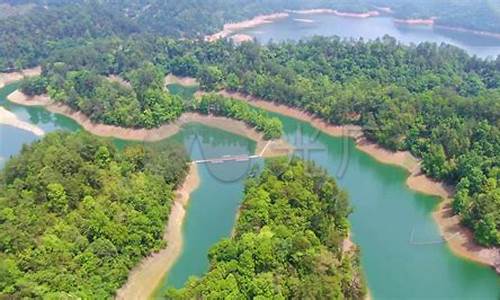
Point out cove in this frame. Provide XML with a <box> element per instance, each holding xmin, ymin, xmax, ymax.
<box><xmin>0</xmin><ymin>83</ymin><xmax>264</xmax><ymax>297</ymax></box>
<box><xmin>269</xmin><ymin>112</ymin><xmax>499</xmax><ymax>299</ymax></box>
<box><xmin>1</xmin><ymin>83</ymin><xmax>499</xmax><ymax>299</ymax></box>
<box><xmin>238</xmin><ymin>13</ymin><xmax>500</xmax><ymax>58</ymax></box>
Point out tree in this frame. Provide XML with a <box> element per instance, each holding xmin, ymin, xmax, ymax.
<box><xmin>0</xmin><ymin>132</ymin><xmax>189</xmax><ymax>298</ymax></box>
<box><xmin>166</xmin><ymin>158</ymin><xmax>365</xmax><ymax>299</ymax></box>
<box><xmin>198</xmin><ymin>65</ymin><xmax>223</xmax><ymax>91</ymax></box>
<box><xmin>46</xmin><ymin>183</ymin><xmax>68</xmax><ymax>215</ymax></box>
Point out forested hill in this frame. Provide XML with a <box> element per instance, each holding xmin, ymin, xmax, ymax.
<box><xmin>1</xmin><ymin>0</ymin><xmax>500</xmax><ymax>69</ymax></box>
<box><xmin>180</xmin><ymin>38</ymin><xmax>498</xmax><ymax>247</ymax></box>
<box><xmin>0</xmin><ymin>132</ymin><xmax>189</xmax><ymax>298</ymax></box>
<box><xmin>22</xmin><ymin>35</ymin><xmax>498</xmax><ymax>246</ymax></box>
<box><xmin>0</xmin><ymin>0</ymin><xmax>365</xmax><ymax>69</ymax></box>
<box><xmin>166</xmin><ymin>158</ymin><xmax>365</xmax><ymax>299</ymax></box>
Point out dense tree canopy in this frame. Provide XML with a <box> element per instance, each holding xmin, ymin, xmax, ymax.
<box><xmin>173</xmin><ymin>37</ymin><xmax>499</xmax><ymax>246</ymax></box>
<box><xmin>166</xmin><ymin>158</ymin><xmax>365</xmax><ymax>299</ymax></box>
<box><xmin>1</xmin><ymin>0</ymin><xmax>499</xmax><ymax>298</ymax></box>
<box><xmin>1</xmin><ymin>0</ymin><xmax>499</xmax><ymax>70</ymax></box>
<box><xmin>0</xmin><ymin>132</ymin><xmax>189</xmax><ymax>298</ymax></box>
<box><xmin>20</xmin><ymin>61</ymin><xmax>284</xmax><ymax>139</ymax></box>
<box><xmin>21</xmin><ymin>64</ymin><xmax>184</xmax><ymax>129</ymax></box>
<box><xmin>196</xmin><ymin>93</ymin><xmax>283</xmax><ymax>139</ymax></box>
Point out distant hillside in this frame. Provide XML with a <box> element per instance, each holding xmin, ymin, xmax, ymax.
<box><xmin>0</xmin><ymin>0</ymin><xmax>499</xmax><ymax>69</ymax></box>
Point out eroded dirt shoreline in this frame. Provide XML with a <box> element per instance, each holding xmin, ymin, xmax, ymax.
<box><xmin>0</xmin><ymin>106</ymin><xmax>44</xmax><ymax>136</ymax></box>
<box><xmin>0</xmin><ymin>66</ymin><xmax>41</xmax><ymax>89</ymax></box>
<box><xmin>116</xmin><ymin>164</ymin><xmax>200</xmax><ymax>300</ymax></box>
<box><xmin>205</xmin><ymin>13</ymin><xmax>289</xmax><ymax>42</ymax></box>
<box><xmin>164</xmin><ymin>74</ymin><xmax>199</xmax><ymax>87</ymax></box>
<box><xmin>4</xmin><ymin>70</ymin><xmax>499</xmax><ymax>280</ymax></box>
<box><xmin>205</xmin><ymin>8</ymin><xmax>500</xmax><ymax>42</ymax></box>
<box><xmin>217</xmin><ymin>90</ymin><xmax>500</xmax><ymax>272</ymax></box>
<box><xmin>7</xmin><ymin>90</ymin><xmax>291</xmax><ymax>157</ymax></box>
<box><xmin>286</xmin><ymin>8</ymin><xmax>380</xmax><ymax>18</ymax></box>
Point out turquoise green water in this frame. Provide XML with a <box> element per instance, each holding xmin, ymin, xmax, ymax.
<box><xmin>166</xmin><ymin>83</ymin><xmax>198</xmax><ymax>100</ymax></box>
<box><xmin>272</xmin><ymin>112</ymin><xmax>499</xmax><ymax>299</ymax></box>
<box><xmin>0</xmin><ymin>83</ymin><xmax>498</xmax><ymax>299</ymax></box>
<box><xmin>153</xmin><ymin>123</ymin><xmax>261</xmax><ymax>294</ymax></box>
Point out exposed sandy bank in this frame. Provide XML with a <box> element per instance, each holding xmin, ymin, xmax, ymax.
<box><xmin>164</xmin><ymin>74</ymin><xmax>199</xmax><ymax>87</ymax></box>
<box><xmin>205</xmin><ymin>8</ymin><xmax>382</xmax><ymax>43</ymax></box>
<box><xmin>0</xmin><ymin>66</ymin><xmax>41</xmax><ymax>89</ymax></box>
<box><xmin>286</xmin><ymin>9</ymin><xmax>380</xmax><ymax>18</ymax></box>
<box><xmin>218</xmin><ymin>90</ymin><xmax>500</xmax><ymax>271</ymax></box>
<box><xmin>293</xmin><ymin>18</ymin><xmax>315</xmax><ymax>23</ymax></box>
<box><xmin>394</xmin><ymin>18</ymin><xmax>435</xmax><ymax>26</ymax></box>
<box><xmin>230</xmin><ymin>34</ymin><xmax>254</xmax><ymax>43</ymax></box>
<box><xmin>218</xmin><ymin>90</ymin><xmax>363</xmax><ymax>138</ymax></box>
<box><xmin>115</xmin><ymin>164</ymin><xmax>200</xmax><ymax>300</ymax></box>
<box><xmin>205</xmin><ymin>13</ymin><xmax>289</xmax><ymax>41</ymax></box>
<box><xmin>7</xmin><ymin>90</ymin><xmax>291</xmax><ymax>157</ymax></box>
<box><xmin>0</xmin><ymin>107</ymin><xmax>44</xmax><ymax>136</ymax></box>
<box><xmin>356</xmin><ymin>137</ymin><xmax>419</xmax><ymax>172</ymax></box>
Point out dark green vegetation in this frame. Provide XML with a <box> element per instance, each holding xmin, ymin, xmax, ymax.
<box><xmin>182</xmin><ymin>38</ymin><xmax>500</xmax><ymax>246</ymax></box>
<box><xmin>1</xmin><ymin>0</ymin><xmax>499</xmax><ymax>70</ymax></box>
<box><xmin>166</xmin><ymin>158</ymin><xmax>365</xmax><ymax>299</ymax></box>
<box><xmin>19</xmin><ymin>57</ymin><xmax>283</xmax><ymax>138</ymax></box>
<box><xmin>0</xmin><ymin>132</ymin><xmax>189</xmax><ymax>298</ymax></box>
<box><xmin>196</xmin><ymin>93</ymin><xmax>283</xmax><ymax>139</ymax></box>
<box><xmin>25</xmin><ymin>63</ymin><xmax>184</xmax><ymax>128</ymax></box>
<box><xmin>19</xmin><ymin>35</ymin><xmax>500</xmax><ymax>245</ymax></box>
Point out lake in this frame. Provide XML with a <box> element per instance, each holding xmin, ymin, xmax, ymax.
<box><xmin>238</xmin><ymin>13</ymin><xmax>500</xmax><ymax>59</ymax></box>
<box><xmin>0</xmin><ymin>83</ymin><xmax>498</xmax><ymax>299</ymax></box>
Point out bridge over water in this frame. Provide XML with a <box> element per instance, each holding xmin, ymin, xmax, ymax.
<box><xmin>191</xmin><ymin>141</ymin><xmax>272</xmax><ymax>164</ymax></box>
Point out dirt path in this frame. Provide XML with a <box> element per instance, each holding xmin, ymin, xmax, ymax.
<box><xmin>115</xmin><ymin>164</ymin><xmax>200</xmax><ymax>300</ymax></box>
<box><xmin>217</xmin><ymin>90</ymin><xmax>500</xmax><ymax>272</ymax></box>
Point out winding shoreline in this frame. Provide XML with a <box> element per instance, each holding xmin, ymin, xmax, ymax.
<box><xmin>205</xmin><ymin>13</ymin><xmax>289</xmax><ymax>42</ymax></box>
<box><xmin>0</xmin><ymin>66</ymin><xmax>41</xmax><ymax>89</ymax></box>
<box><xmin>6</xmin><ymin>90</ymin><xmax>291</xmax><ymax>157</ymax></box>
<box><xmin>394</xmin><ymin>18</ymin><xmax>435</xmax><ymax>26</ymax></box>
<box><xmin>0</xmin><ymin>106</ymin><xmax>44</xmax><ymax>136</ymax></box>
<box><xmin>116</xmin><ymin>164</ymin><xmax>200</xmax><ymax>300</ymax></box>
<box><xmin>205</xmin><ymin>8</ymin><xmax>500</xmax><ymax>42</ymax></box>
<box><xmin>285</xmin><ymin>8</ymin><xmax>380</xmax><ymax>18</ymax></box>
<box><xmin>205</xmin><ymin>9</ymin><xmax>382</xmax><ymax>42</ymax></box>
<box><xmin>217</xmin><ymin>90</ymin><xmax>500</xmax><ymax>272</ymax></box>
<box><xmin>4</xmin><ymin>72</ymin><xmax>498</xmax><ymax>281</ymax></box>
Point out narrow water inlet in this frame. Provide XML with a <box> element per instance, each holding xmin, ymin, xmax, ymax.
<box><xmin>0</xmin><ymin>82</ymin><xmax>498</xmax><ymax>299</ymax></box>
